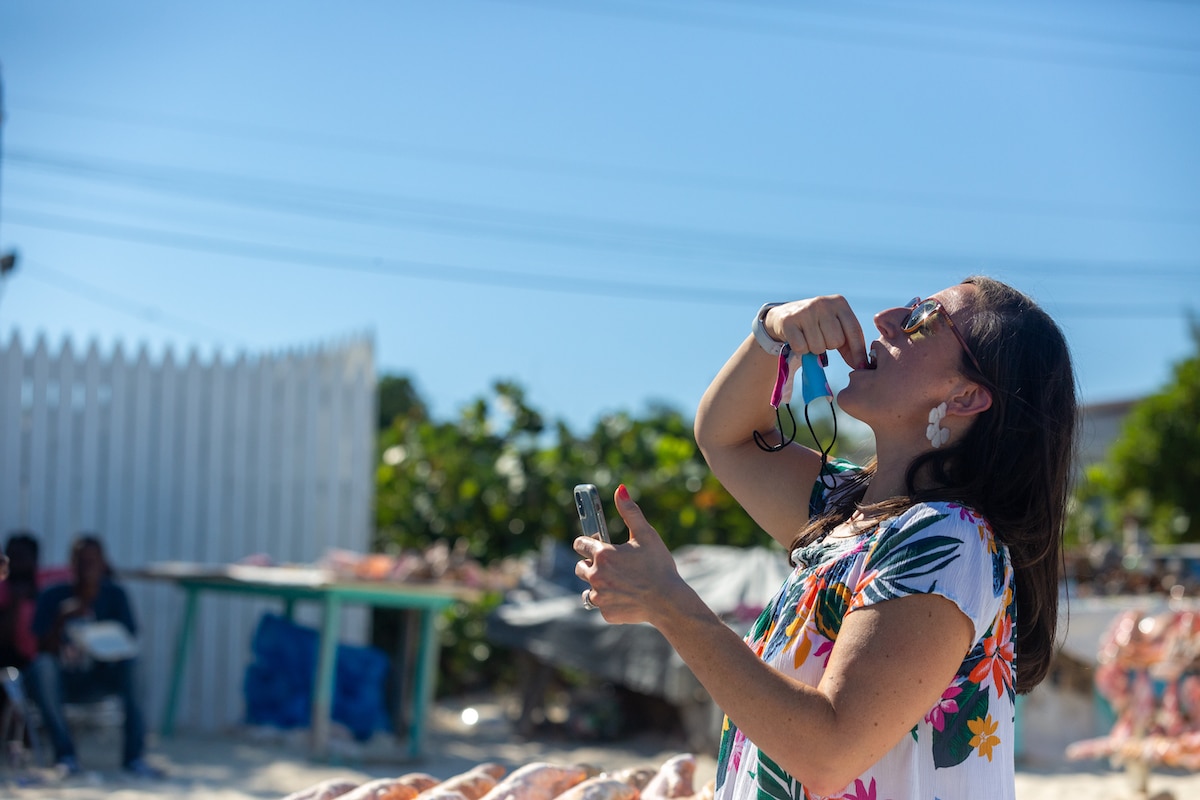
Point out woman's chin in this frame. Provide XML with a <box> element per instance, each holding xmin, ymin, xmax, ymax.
<box><xmin>834</xmin><ymin>391</ymin><xmax>875</xmax><ymax>429</ymax></box>
<box><xmin>835</xmin><ymin>387</ymin><xmax>861</xmax><ymax>416</ymax></box>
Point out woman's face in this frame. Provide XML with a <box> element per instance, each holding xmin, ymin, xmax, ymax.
<box><xmin>838</xmin><ymin>283</ymin><xmax>982</xmax><ymax>441</ymax></box>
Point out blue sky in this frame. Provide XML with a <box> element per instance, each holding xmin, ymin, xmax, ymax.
<box><xmin>1</xmin><ymin>0</ymin><xmax>1198</xmax><ymax>436</ymax></box>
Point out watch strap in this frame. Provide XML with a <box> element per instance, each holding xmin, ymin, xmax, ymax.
<box><xmin>752</xmin><ymin>303</ymin><xmax>787</xmax><ymax>356</ymax></box>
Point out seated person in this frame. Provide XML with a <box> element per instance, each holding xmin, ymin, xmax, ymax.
<box><xmin>0</xmin><ymin>532</ymin><xmax>40</xmax><ymax>670</ymax></box>
<box><xmin>0</xmin><ymin>531</ymin><xmax>39</xmax><ymax>752</ymax></box>
<box><xmin>23</xmin><ymin>534</ymin><xmax>163</xmax><ymax>779</ymax></box>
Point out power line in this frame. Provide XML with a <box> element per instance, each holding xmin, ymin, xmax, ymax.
<box><xmin>9</xmin><ymin>200</ymin><xmax>1199</xmax><ymax>284</ymax></box>
<box><xmin>6</xmin><ymin>150</ymin><xmax>1199</xmax><ymax>280</ymax></box>
<box><xmin>712</xmin><ymin>0</ymin><xmax>1200</xmax><ymax>56</ymax></box>
<box><xmin>9</xmin><ymin>109</ymin><xmax>1200</xmax><ymax>229</ymax></box>
<box><xmin>488</xmin><ymin>0</ymin><xmax>1200</xmax><ymax>78</ymax></box>
<box><xmin>4</xmin><ymin>208</ymin><xmax>1181</xmax><ymax>319</ymax></box>
<box><xmin>20</xmin><ymin>262</ymin><xmax>239</xmax><ymax>343</ymax></box>
<box><xmin>6</xmin><ymin>208</ymin><xmax>782</xmax><ymax>305</ymax></box>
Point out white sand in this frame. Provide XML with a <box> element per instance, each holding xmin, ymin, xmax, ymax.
<box><xmin>3</xmin><ymin>695</ymin><xmax>1197</xmax><ymax>800</ymax></box>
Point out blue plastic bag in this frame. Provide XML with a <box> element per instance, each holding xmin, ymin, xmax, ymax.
<box><xmin>243</xmin><ymin>613</ymin><xmax>390</xmax><ymax>741</ymax></box>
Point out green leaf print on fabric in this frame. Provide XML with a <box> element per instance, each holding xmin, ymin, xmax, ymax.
<box><xmin>858</xmin><ymin>514</ymin><xmax>963</xmax><ymax>604</ymax></box>
<box><xmin>813</xmin><ymin>579</ymin><xmax>852</xmax><ymax>643</ymax></box>
<box><xmin>716</xmin><ymin>716</ymin><xmax>738</xmax><ymax>789</ymax></box>
<box><xmin>991</xmin><ymin>546</ymin><xmax>1006</xmax><ymax>596</ymax></box>
<box><xmin>931</xmin><ymin>679</ymin><xmax>990</xmax><ymax>769</ymax></box>
<box><xmin>808</xmin><ymin>458</ymin><xmax>861</xmax><ymax>518</ymax></box>
<box><xmin>749</xmin><ymin>600</ymin><xmax>776</xmax><ymax>646</ymax></box>
<box><xmin>757</xmin><ymin>752</ymin><xmax>807</xmax><ymax>800</ymax></box>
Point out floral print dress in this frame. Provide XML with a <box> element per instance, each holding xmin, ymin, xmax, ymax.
<box><xmin>713</xmin><ymin>460</ymin><xmax>1017</xmax><ymax>800</ymax></box>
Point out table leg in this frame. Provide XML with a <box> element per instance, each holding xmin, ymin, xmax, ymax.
<box><xmin>408</xmin><ymin>608</ymin><xmax>441</xmax><ymax>759</ymax></box>
<box><xmin>310</xmin><ymin>594</ymin><xmax>342</xmax><ymax>759</ymax></box>
<box><xmin>161</xmin><ymin>586</ymin><xmax>199</xmax><ymax>737</ymax></box>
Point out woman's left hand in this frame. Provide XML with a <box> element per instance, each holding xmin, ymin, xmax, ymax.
<box><xmin>573</xmin><ymin>484</ymin><xmax>690</xmax><ymax>624</ymax></box>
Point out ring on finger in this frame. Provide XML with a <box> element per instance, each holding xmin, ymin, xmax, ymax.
<box><xmin>582</xmin><ymin>588</ymin><xmax>598</xmax><ymax>611</ymax></box>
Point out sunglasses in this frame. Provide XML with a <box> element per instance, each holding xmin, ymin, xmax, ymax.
<box><xmin>902</xmin><ymin>297</ymin><xmax>984</xmax><ymax>375</ymax></box>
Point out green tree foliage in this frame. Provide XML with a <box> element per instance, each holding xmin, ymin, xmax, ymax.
<box><xmin>375</xmin><ymin>381</ymin><xmax>859</xmax><ymax>556</ymax></box>
<box><xmin>1079</xmin><ymin>323</ymin><xmax>1200</xmax><ymax>543</ymax></box>
<box><xmin>377</xmin><ymin>374</ymin><xmax>427</xmax><ymax>430</ymax></box>
<box><xmin>376</xmin><ymin>380</ymin><xmax>551</xmax><ymax>559</ymax></box>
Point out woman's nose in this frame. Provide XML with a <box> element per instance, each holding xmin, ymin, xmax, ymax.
<box><xmin>874</xmin><ymin>305</ymin><xmax>907</xmax><ymax>337</ymax></box>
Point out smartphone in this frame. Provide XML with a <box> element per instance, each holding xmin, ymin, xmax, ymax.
<box><xmin>573</xmin><ymin>483</ymin><xmax>610</xmax><ymax>544</ymax></box>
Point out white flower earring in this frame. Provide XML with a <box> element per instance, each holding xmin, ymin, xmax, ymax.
<box><xmin>927</xmin><ymin>402</ymin><xmax>951</xmax><ymax>448</ymax></box>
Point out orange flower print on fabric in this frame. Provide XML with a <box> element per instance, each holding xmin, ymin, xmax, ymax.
<box><xmin>969</xmin><ymin>610</ymin><xmax>1014</xmax><ymax>698</ymax></box>
<box><xmin>754</xmin><ymin>618</ymin><xmax>777</xmax><ymax>657</ymax></box>
<box><xmin>979</xmin><ymin>523</ymin><xmax>993</xmax><ymax>547</ymax></box>
<box><xmin>779</xmin><ymin>580</ymin><xmax>820</xmax><ymax>668</ymax></box>
<box><xmin>785</xmin><ymin>611</ymin><xmax>806</xmax><ymax>640</ymax></box>
<box><xmin>793</xmin><ymin>630</ymin><xmax>813</xmax><ymax>669</ymax></box>
<box><xmin>799</xmin><ymin>576</ymin><xmax>823</xmax><ymax>614</ymax></box>
<box><xmin>968</xmin><ymin>714</ymin><xmax>1001</xmax><ymax>762</ymax></box>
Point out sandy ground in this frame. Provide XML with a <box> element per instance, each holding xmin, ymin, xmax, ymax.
<box><xmin>2</xmin><ymin>695</ymin><xmax>1198</xmax><ymax>800</ymax></box>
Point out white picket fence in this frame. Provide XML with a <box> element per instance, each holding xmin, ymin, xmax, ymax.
<box><xmin>0</xmin><ymin>332</ymin><xmax>377</xmax><ymax>734</ymax></box>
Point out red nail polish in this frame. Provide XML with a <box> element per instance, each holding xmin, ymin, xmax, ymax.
<box><xmin>617</xmin><ymin>484</ymin><xmax>630</xmax><ymax>501</ymax></box>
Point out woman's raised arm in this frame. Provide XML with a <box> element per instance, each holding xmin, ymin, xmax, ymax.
<box><xmin>693</xmin><ymin>297</ymin><xmax>867</xmax><ymax>547</ymax></box>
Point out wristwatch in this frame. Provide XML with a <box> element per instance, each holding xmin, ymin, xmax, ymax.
<box><xmin>752</xmin><ymin>303</ymin><xmax>788</xmax><ymax>356</ymax></box>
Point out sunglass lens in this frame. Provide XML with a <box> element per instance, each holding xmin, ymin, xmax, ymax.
<box><xmin>903</xmin><ymin>300</ymin><xmax>937</xmax><ymax>332</ymax></box>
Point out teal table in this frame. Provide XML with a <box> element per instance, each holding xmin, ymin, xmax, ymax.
<box><xmin>132</xmin><ymin>564</ymin><xmax>469</xmax><ymax>761</ymax></box>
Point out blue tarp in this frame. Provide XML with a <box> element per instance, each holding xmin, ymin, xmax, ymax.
<box><xmin>243</xmin><ymin>613</ymin><xmax>390</xmax><ymax>741</ymax></box>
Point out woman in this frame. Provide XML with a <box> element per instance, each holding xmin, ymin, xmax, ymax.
<box><xmin>573</xmin><ymin>277</ymin><xmax>1077</xmax><ymax>800</ymax></box>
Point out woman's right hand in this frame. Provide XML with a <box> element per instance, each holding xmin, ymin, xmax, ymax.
<box><xmin>573</xmin><ymin>485</ymin><xmax>692</xmax><ymax>626</ymax></box>
<box><xmin>761</xmin><ymin>295</ymin><xmax>869</xmax><ymax>371</ymax></box>
<box><xmin>694</xmin><ymin>295</ymin><xmax>869</xmax><ymax>547</ymax></box>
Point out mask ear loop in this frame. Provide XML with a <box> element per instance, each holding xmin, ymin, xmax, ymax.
<box><xmin>805</xmin><ymin>395</ymin><xmax>838</xmax><ymax>492</ymax></box>
<box><xmin>755</xmin><ymin>345</ymin><xmax>839</xmax><ymax>492</ymax></box>
<box><xmin>753</xmin><ymin>345</ymin><xmax>798</xmax><ymax>452</ymax></box>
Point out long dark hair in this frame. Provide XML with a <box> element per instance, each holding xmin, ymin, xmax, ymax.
<box><xmin>791</xmin><ymin>277</ymin><xmax>1078</xmax><ymax>694</ymax></box>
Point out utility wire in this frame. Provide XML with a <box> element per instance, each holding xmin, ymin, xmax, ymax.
<box><xmin>3</xmin><ymin>208</ymin><xmax>1179</xmax><ymax>319</ymax></box>
<box><xmin>21</xmin><ymin>262</ymin><xmax>237</xmax><ymax>343</ymax></box>
<box><xmin>488</xmin><ymin>0</ymin><xmax>1200</xmax><ymax>78</ymax></box>
<box><xmin>9</xmin><ymin>109</ymin><xmax>1199</xmax><ymax>229</ymax></box>
<box><xmin>6</xmin><ymin>151</ymin><xmax>1199</xmax><ymax>280</ymax></box>
<box><xmin>707</xmin><ymin>0</ymin><xmax>1200</xmax><ymax>56</ymax></box>
<box><xmin>5</xmin><ymin>208</ymin><xmax>795</xmax><ymax>306</ymax></box>
<box><xmin>8</xmin><ymin>201</ymin><xmax>1198</xmax><ymax>285</ymax></box>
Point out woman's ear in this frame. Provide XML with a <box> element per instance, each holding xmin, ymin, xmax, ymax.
<box><xmin>946</xmin><ymin>381</ymin><xmax>992</xmax><ymax>418</ymax></box>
